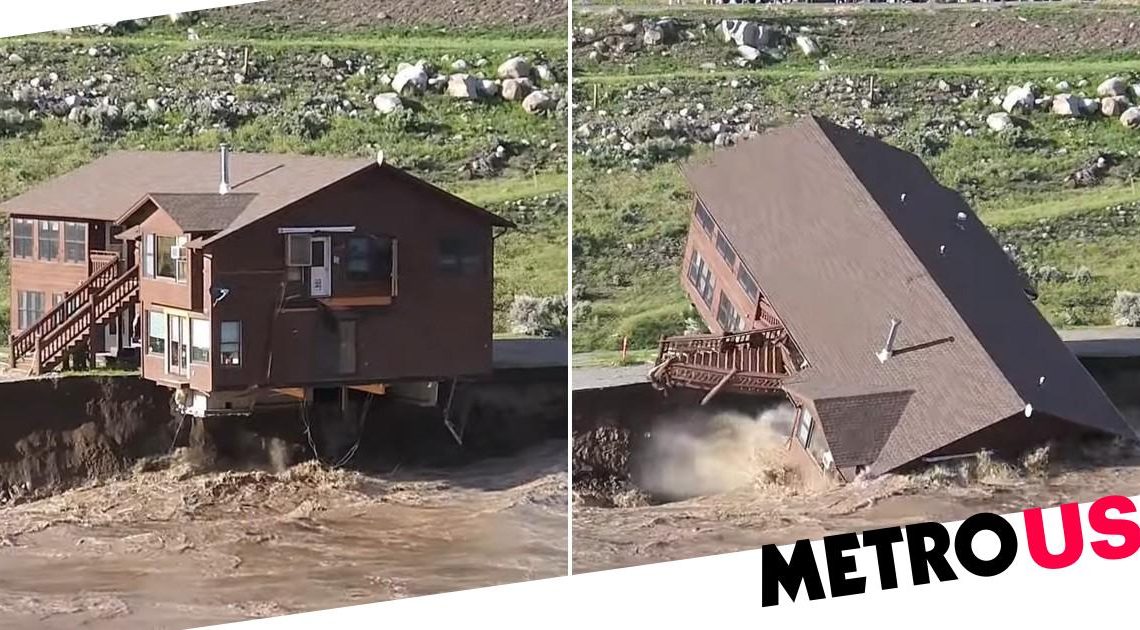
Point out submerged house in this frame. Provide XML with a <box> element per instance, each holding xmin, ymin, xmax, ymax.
<box><xmin>2</xmin><ymin>147</ymin><xmax>512</xmax><ymax>416</ymax></box>
<box><xmin>651</xmin><ymin>115</ymin><xmax>1136</xmax><ymax>480</ymax></box>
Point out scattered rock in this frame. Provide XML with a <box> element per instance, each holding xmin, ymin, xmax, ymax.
<box><xmin>6</xmin><ymin>53</ymin><xmax>23</xmax><ymax>64</ymax></box>
<box><xmin>447</xmin><ymin>74</ymin><xmax>483</xmax><ymax>100</ymax></box>
<box><xmin>716</xmin><ymin>20</ymin><xmax>777</xmax><ymax>49</ymax></box>
<box><xmin>737</xmin><ymin>46</ymin><xmax>762</xmax><ymax>62</ymax></box>
<box><xmin>497</xmin><ymin>57</ymin><xmax>531</xmax><ymax>80</ymax></box>
<box><xmin>1051</xmin><ymin>93</ymin><xmax>1084</xmax><ymax>117</ymax></box>
<box><xmin>535</xmin><ymin>64</ymin><xmax>555</xmax><ymax>83</ymax></box>
<box><xmin>795</xmin><ymin>35</ymin><xmax>820</xmax><ymax>57</ymax></box>
<box><xmin>1097</xmin><ymin>77</ymin><xmax>1128</xmax><ymax>98</ymax></box>
<box><xmin>392</xmin><ymin>64</ymin><xmax>428</xmax><ymax>96</ymax></box>
<box><xmin>320</xmin><ymin>54</ymin><xmax>335</xmax><ymax>69</ymax></box>
<box><xmin>1121</xmin><ymin>107</ymin><xmax>1140</xmax><ymax>128</ymax></box>
<box><xmin>372</xmin><ymin>93</ymin><xmax>403</xmax><ymax>114</ymax></box>
<box><xmin>502</xmin><ymin>78</ymin><xmax>534</xmax><ymax>102</ymax></box>
<box><xmin>522</xmin><ymin>90</ymin><xmax>554</xmax><ymax>115</ymax></box>
<box><xmin>1002</xmin><ymin>84</ymin><xmax>1035</xmax><ymax>114</ymax></box>
<box><xmin>986</xmin><ymin>112</ymin><xmax>1014</xmax><ymax>132</ymax></box>
<box><xmin>451</xmin><ymin>59</ymin><xmax>468</xmax><ymax>72</ymax></box>
<box><xmin>1102</xmin><ymin>96</ymin><xmax>1129</xmax><ymax>117</ymax></box>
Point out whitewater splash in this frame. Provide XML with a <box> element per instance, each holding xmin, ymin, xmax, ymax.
<box><xmin>630</xmin><ymin>403</ymin><xmax>827</xmax><ymax>501</ymax></box>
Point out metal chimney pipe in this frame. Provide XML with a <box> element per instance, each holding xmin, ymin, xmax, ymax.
<box><xmin>218</xmin><ymin>143</ymin><xmax>231</xmax><ymax>195</ymax></box>
<box><xmin>876</xmin><ymin>318</ymin><xmax>901</xmax><ymax>363</ymax></box>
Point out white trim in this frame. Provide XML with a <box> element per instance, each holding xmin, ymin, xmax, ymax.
<box><xmin>276</xmin><ymin>226</ymin><xmax>356</xmax><ymax>234</ymax></box>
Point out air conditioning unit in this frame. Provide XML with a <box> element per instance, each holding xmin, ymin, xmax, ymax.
<box><xmin>170</xmin><ymin>245</ymin><xmax>185</xmax><ymax>260</ymax></box>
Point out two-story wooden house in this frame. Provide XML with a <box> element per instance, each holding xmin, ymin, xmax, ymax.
<box><xmin>2</xmin><ymin>147</ymin><xmax>512</xmax><ymax>417</ymax></box>
<box><xmin>650</xmin><ymin>115</ymin><xmax>1136</xmax><ymax>480</ymax></box>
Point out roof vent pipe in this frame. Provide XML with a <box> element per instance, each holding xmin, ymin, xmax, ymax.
<box><xmin>876</xmin><ymin>318</ymin><xmax>901</xmax><ymax>363</ymax></box>
<box><xmin>218</xmin><ymin>143</ymin><xmax>231</xmax><ymax>195</ymax></box>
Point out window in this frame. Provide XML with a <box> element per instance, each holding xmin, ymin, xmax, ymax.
<box><xmin>63</xmin><ymin>222</ymin><xmax>86</xmax><ymax>263</ymax></box>
<box><xmin>190</xmin><ymin>319</ymin><xmax>210</xmax><ymax>364</ymax></box>
<box><xmin>143</xmin><ymin>234</ymin><xmax>155</xmax><ymax>277</ymax></box>
<box><xmin>147</xmin><ymin>311</ymin><xmax>166</xmax><ymax>355</ymax></box>
<box><xmin>168</xmin><ymin>314</ymin><xmax>187</xmax><ymax>375</ymax></box>
<box><xmin>16</xmin><ymin>291</ymin><xmax>44</xmax><ymax>330</ymax></box>
<box><xmin>686</xmin><ymin>249</ymin><xmax>715</xmax><ymax>306</ymax></box>
<box><xmin>694</xmin><ymin>201</ymin><xmax>715</xmax><ymax>235</ymax></box>
<box><xmin>715</xmin><ymin>231</ymin><xmax>736</xmax><ymax>268</ymax></box>
<box><xmin>11</xmin><ymin>219</ymin><xmax>33</xmax><ymax>258</ymax></box>
<box><xmin>346</xmin><ymin>236</ymin><xmax>395</xmax><ymax>282</ymax></box>
<box><xmin>439</xmin><ymin>237</ymin><xmax>484</xmax><ymax>276</ymax></box>
<box><xmin>154</xmin><ymin>235</ymin><xmax>184</xmax><ymax>281</ymax></box>
<box><xmin>219</xmin><ymin>321</ymin><xmax>241</xmax><ymax>366</ymax></box>
<box><xmin>286</xmin><ymin>234</ymin><xmax>312</xmax><ymax>267</ymax></box>
<box><xmin>797</xmin><ymin>409</ymin><xmax>814</xmax><ymax>447</ymax></box>
<box><xmin>37</xmin><ymin>221</ymin><xmax>59</xmax><ymax>261</ymax></box>
<box><xmin>716</xmin><ymin>293</ymin><xmax>742</xmax><ymax>333</ymax></box>
<box><xmin>737</xmin><ymin>266</ymin><xmax>760</xmax><ymax>302</ymax></box>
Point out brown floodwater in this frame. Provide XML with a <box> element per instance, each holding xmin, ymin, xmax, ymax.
<box><xmin>572</xmin><ymin>406</ymin><xmax>1140</xmax><ymax>573</ymax></box>
<box><xmin>0</xmin><ymin>440</ymin><xmax>568</xmax><ymax>628</ymax></box>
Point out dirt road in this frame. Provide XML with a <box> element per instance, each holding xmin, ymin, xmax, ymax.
<box><xmin>0</xmin><ymin>440</ymin><xmax>567</xmax><ymax>628</ymax></box>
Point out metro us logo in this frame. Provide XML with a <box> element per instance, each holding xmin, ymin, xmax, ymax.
<box><xmin>761</xmin><ymin>495</ymin><xmax>1140</xmax><ymax>607</ymax></box>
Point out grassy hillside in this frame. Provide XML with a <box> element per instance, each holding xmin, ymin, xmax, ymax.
<box><xmin>0</xmin><ymin>8</ymin><xmax>568</xmax><ymax>340</ymax></box>
<box><xmin>573</xmin><ymin>3</ymin><xmax>1140</xmax><ymax>354</ymax></box>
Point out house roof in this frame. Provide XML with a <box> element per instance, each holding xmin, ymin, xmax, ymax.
<box><xmin>0</xmin><ymin>150</ymin><xmax>512</xmax><ymax>241</ymax></box>
<box><xmin>682</xmin><ymin>115</ymin><xmax>1135</xmax><ymax>475</ymax></box>
<box><xmin>143</xmin><ymin>193</ymin><xmax>257</xmax><ymax>232</ymax></box>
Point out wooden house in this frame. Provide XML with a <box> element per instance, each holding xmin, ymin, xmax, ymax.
<box><xmin>650</xmin><ymin>116</ymin><xmax>1136</xmax><ymax>480</ymax></box>
<box><xmin>2</xmin><ymin>147</ymin><xmax>513</xmax><ymax>417</ymax></box>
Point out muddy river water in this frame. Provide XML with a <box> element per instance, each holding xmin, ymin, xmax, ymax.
<box><xmin>0</xmin><ymin>440</ymin><xmax>567</xmax><ymax>628</ymax></box>
<box><xmin>573</xmin><ymin>415</ymin><xmax>1140</xmax><ymax>572</ymax></box>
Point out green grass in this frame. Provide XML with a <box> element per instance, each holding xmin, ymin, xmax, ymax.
<box><xmin>572</xmin><ymin>348</ymin><xmax>656</xmax><ymax>368</ymax></box>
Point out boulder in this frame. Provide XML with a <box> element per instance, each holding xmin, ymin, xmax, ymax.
<box><xmin>497</xmin><ymin>56</ymin><xmax>531</xmax><ymax>80</ymax></box>
<box><xmin>795</xmin><ymin>35</ymin><xmax>820</xmax><ymax>57</ymax></box>
<box><xmin>372</xmin><ymin>93</ymin><xmax>403</xmax><ymax>114</ymax></box>
<box><xmin>320</xmin><ymin>54</ymin><xmax>335</xmax><ymax>69</ymax></box>
<box><xmin>716</xmin><ymin>20</ymin><xmax>777</xmax><ymax>50</ymax></box>
<box><xmin>534</xmin><ymin>64</ymin><xmax>555</xmax><ymax>83</ymax></box>
<box><xmin>6</xmin><ymin>53</ymin><xmax>23</xmax><ymax>64</ymax></box>
<box><xmin>447</xmin><ymin>74</ymin><xmax>482</xmax><ymax>100</ymax></box>
<box><xmin>737</xmin><ymin>46</ymin><xmax>762</xmax><ymax>62</ymax></box>
<box><xmin>1001</xmin><ymin>84</ymin><xmax>1035</xmax><ymax>113</ymax></box>
<box><xmin>502</xmin><ymin>77</ymin><xmax>534</xmax><ymax>101</ymax></box>
<box><xmin>521</xmin><ymin>90</ymin><xmax>554</xmax><ymax>114</ymax></box>
<box><xmin>1101</xmin><ymin>96</ymin><xmax>1130</xmax><ymax>117</ymax></box>
<box><xmin>1122</xmin><ymin>107</ymin><xmax>1140</xmax><ymax>128</ymax></box>
<box><xmin>479</xmin><ymin>80</ymin><xmax>500</xmax><ymax>98</ymax></box>
<box><xmin>643</xmin><ymin>25</ymin><xmax>665</xmax><ymax>47</ymax></box>
<box><xmin>1081</xmin><ymin>97</ymin><xmax>1100</xmax><ymax>115</ymax></box>
<box><xmin>1051</xmin><ymin>93</ymin><xmax>1083</xmax><ymax>117</ymax></box>
<box><xmin>1097</xmin><ymin>77</ymin><xmax>1128</xmax><ymax>98</ymax></box>
<box><xmin>392</xmin><ymin>64</ymin><xmax>428</xmax><ymax>96</ymax></box>
<box><xmin>986</xmin><ymin>112</ymin><xmax>1014</xmax><ymax>132</ymax></box>
<box><xmin>451</xmin><ymin>59</ymin><xmax>469</xmax><ymax>72</ymax></box>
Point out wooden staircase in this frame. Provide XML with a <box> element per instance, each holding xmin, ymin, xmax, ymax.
<box><xmin>648</xmin><ymin>327</ymin><xmax>796</xmax><ymax>400</ymax></box>
<box><xmin>7</xmin><ymin>253</ymin><xmax>139</xmax><ymax>375</ymax></box>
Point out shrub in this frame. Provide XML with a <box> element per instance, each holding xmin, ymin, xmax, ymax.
<box><xmin>1112</xmin><ymin>290</ymin><xmax>1140</xmax><ymax>326</ymax></box>
<box><xmin>508</xmin><ymin>294</ymin><xmax>567</xmax><ymax>338</ymax></box>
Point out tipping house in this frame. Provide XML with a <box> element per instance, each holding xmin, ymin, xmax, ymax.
<box><xmin>650</xmin><ymin>115</ymin><xmax>1136</xmax><ymax>480</ymax></box>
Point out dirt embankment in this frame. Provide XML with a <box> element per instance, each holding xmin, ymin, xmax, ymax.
<box><xmin>200</xmin><ymin>0</ymin><xmax>566</xmax><ymax>31</ymax></box>
<box><xmin>0</xmin><ymin>372</ymin><xmax>567</xmax><ymax>505</ymax></box>
<box><xmin>0</xmin><ymin>377</ymin><xmax>175</xmax><ymax>504</ymax></box>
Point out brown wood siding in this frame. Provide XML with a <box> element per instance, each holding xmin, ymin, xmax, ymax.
<box><xmin>206</xmin><ymin>167</ymin><xmax>494</xmax><ymax>390</ymax></box>
<box><xmin>137</xmin><ymin>207</ymin><xmax>196</xmax><ymax>312</ymax></box>
<box><xmin>8</xmin><ymin>214</ymin><xmax>97</xmax><ymax>334</ymax></box>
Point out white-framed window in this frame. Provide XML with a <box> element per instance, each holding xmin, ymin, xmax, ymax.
<box><xmin>17</xmin><ymin>291</ymin><xmax>44</xmax><ymax>330</ymax></box>
<box><xmin>147</xmin><ymin>310</ymin><xmax>166</xmax><ymax>355</ymax></box>
<box><xmin>190</xmin><ymin>318</ymin><xmax>210</xmax><ymax>364</ymax></box>
<box><xmin>37</xmin><ymin>220</ymin><xmax>60</xmax><ymax>261</ymax></box>
<box><xmin>167</xmin><ymin>314</ymin><xmax>187</xmax><ymax>375</ymax></box>
<box><xmin>797</xmin><ymin>409</ymin><xmax>814</xmax><ymax>447</ymax></box>
<box><xmin>143</xmin><ymin>234</ymin><xmax>156</xmax><ymax>277</ymax></box>
<box><xmin>219</xmin><ymin>321</ymin><xmax>241</xmax><ymax>366</ymax></box>
<box><xmin>63</xmin><ymin>222</ymin><xmax>86</xmax><ymax>263</ymax></box>
<box><xmin>686</xmin><ymin>249</ymin><xmax>715</xmax><ymax>307</ymax></box>
<box><xmin>716</xmin><ymin>293</ymin><xmax>742</xmax><ymax>333</ymax></box>
<box><xmin>11</xmin><ymin>219</ymin><xmax>34</xmax><ymax>259</ymax></box>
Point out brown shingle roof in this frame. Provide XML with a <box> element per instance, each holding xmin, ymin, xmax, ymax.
<box><xmin>0</xmin><ymin>150</ymin><xmax>512</xmax><ymax>240</ymax></box>
<box><xmin>682</xmin><ymin>115</ymin><xmax>1135</xmax><ymax>475</ymax></box>
<box><xmin>145</xmin><ymin>193</ymin><xmax>257</xmax><ymax>232</ymax></box>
